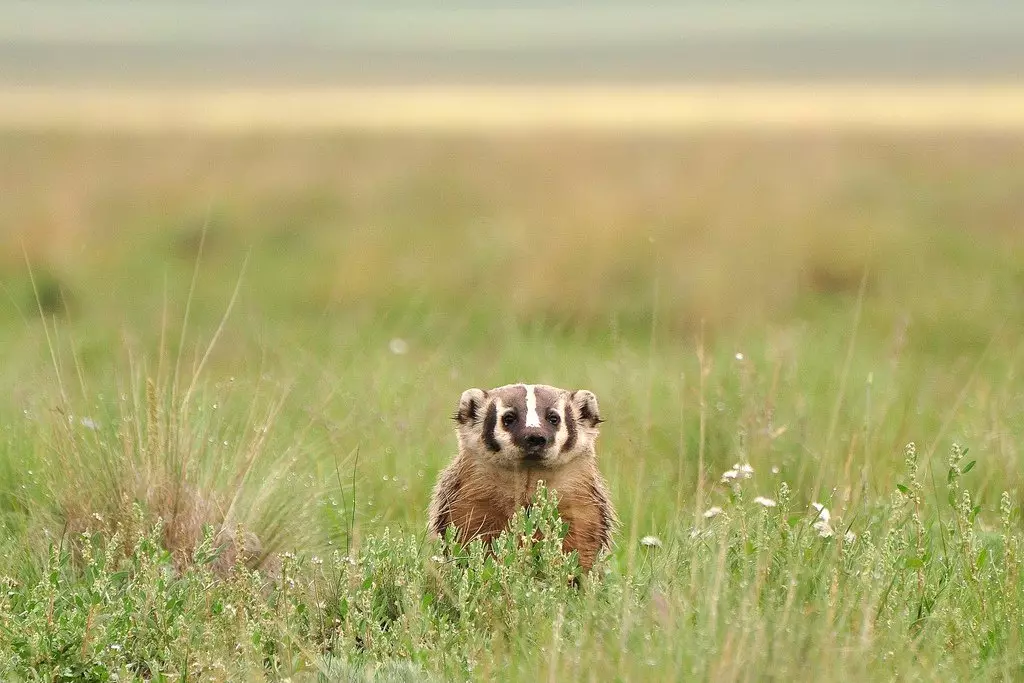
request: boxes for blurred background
[4,1,1024,85]
[1,1,1023,534]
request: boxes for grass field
[1,130,1023,680]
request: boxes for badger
[428,383,616,571]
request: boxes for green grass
[0,131,1023,680]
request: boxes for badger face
[455,384,602,469]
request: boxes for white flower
[753,496,777,508]
[735,352,745,361]
[640,535,663,548]
[811,502,830,523]
[844,531,857,544]
[703,506,723,519]
[811,503,833,537]
[721,462,753,483]
[771,466,780,475]
[388,338,409,355]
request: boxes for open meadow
[1,129,1023,680]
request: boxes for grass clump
[7,317,323,582]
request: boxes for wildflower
[430,555,445,564]
[844,531,857,544]
[811,502,833,537]
[640,535,662,548]
[734,352,745,361]
[703,506,723,519]
[753,496,777,508]
[771,466,780,474]
[721,462,754,483]
[811,502,830,522]
[388,338,409,355]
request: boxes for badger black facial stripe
[561,397,578,453]
[482,402,501,452]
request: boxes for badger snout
[521,430,549,459]
[525,433,548,449]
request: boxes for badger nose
[525,433,548,449]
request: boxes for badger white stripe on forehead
[524,384,541,427]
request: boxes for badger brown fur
[428,384,616,571]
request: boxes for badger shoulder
[427,455,521,544]
[547,458,617,569]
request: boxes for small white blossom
[811,502,830,523]
[703,506,723,519]
[734,352,745,361]
[753,496,777,508]
[844,531,857,544]
[771,465,780,474]
[721,462,753,483]
[388,338,409,355]
[430,555,445,564]
[811,503,833,537]
[640,535,663,548]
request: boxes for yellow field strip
[3,85,1024,132]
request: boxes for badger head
[454,384,602,469]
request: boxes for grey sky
[2,2,1023,85]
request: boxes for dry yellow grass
[4,84,1024,132]
[2,130,1021,342]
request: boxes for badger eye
[547,411,561,426]
[501,412,517,427]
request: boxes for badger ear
[455,388,488,425]
[571,389,602,428]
